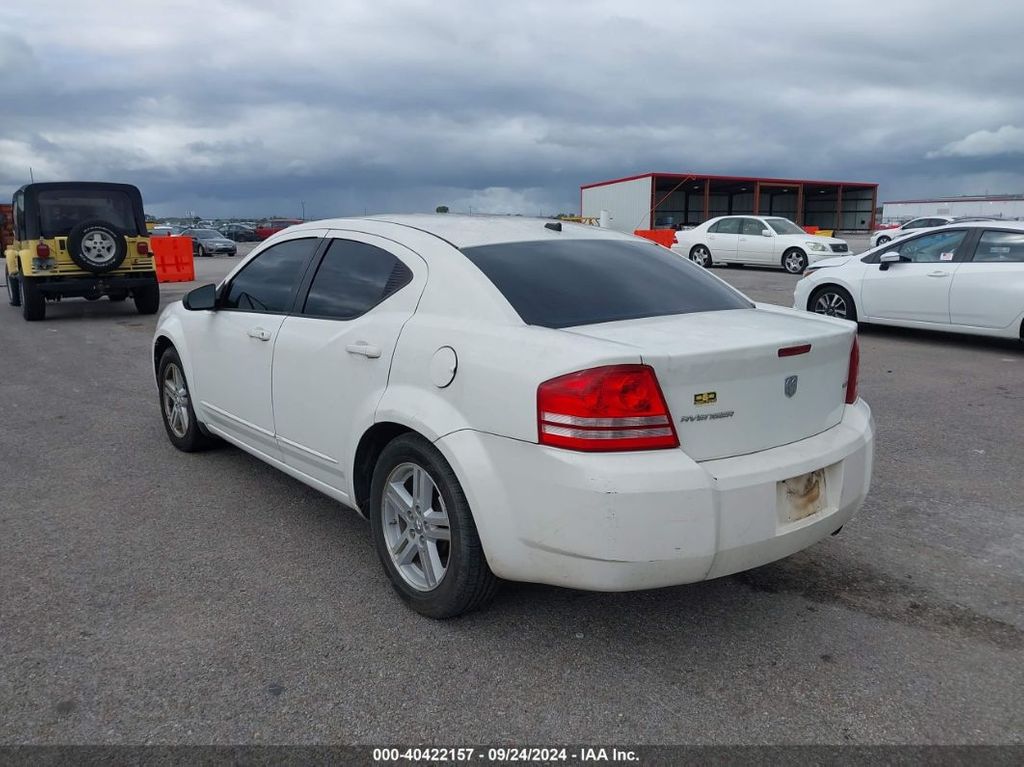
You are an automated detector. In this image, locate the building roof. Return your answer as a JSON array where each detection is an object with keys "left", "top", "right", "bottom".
[
  {"left": 883, "top": 194, "right": 1024, "bottom": 204},
  {"left": 581, "top": 172, "right": 877, "bottom": 190}
]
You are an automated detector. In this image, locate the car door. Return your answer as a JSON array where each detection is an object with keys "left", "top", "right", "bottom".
[
  {"left": 707, "top": 218, "right": 740, "bottom": 261},
  {"left": 736, "top": 217, "right": 775, "bottom": 264},
  {"left": 949, "top": 229, "right": 1024, "bottom": 329},
  {"left": 271, "top": 232, "right": 427, "bottom": 497},
  {"left": 187, "top": 231, "right": 325, "bottom": 460},
  {"left": 859, "top": 229, "right": 970, "bottom": 324}
]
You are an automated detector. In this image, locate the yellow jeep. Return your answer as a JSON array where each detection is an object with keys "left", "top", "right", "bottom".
[{"left": 3, "top": 182, "right": 159, "bottom": 321}]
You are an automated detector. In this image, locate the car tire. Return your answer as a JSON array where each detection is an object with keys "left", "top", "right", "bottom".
[
  {"left": 5, "top": 264, "right": 21, "bottom": 307},
  {"left": 158, "top": 347, "right": 217, "bottom": 452},
  {"left": 783, "top": 248, "right": 808, "bottom": 274},
  {"left": 689, "top": 245, "right": 713, "bottom": 268},
  {"left": 876, "top": 235, "right": 891, "bottom": 246},
  {"left": 198, "top": 245, "right": 208, "bottom": 258},
  {"left": 67, "top": 220, "right": 128, "bottom": 274},
  {"left": 134, "top": 280, "right": 160, "bottom": 315},
  {"left": 370, "top": 433, "right": 499, "bottom": 618},
  {"left": 809, "top": 285, "right": 858, "bottom": 322},
  {"left": 20, "top": 276, "right": 45, "bottom": 321}
]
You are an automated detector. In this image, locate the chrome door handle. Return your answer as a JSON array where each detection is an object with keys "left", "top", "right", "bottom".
[
  {"left": 247, "top": 327, "right": 272, "bottom": 341},
  {"left": 927, "top": 271, "right": 949, "bottom": 278},
  {"left": 346, "top": 342, "right": 382, "bottom": 358}
]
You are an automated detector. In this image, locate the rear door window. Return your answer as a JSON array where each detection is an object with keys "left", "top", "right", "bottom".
[
  {"left": 713, "top": 218, "right": 741, "bottom": 235},
  {"left": 461, "top": 238, "right": 751, "bottom": 329},
  {"left": 300, "top": 239, "right": 413, "bottom": 320},
  {"left": 971, "top": 230, "right": 1024, "bottom": 262}
]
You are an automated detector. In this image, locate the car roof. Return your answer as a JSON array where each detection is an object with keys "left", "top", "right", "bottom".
[
  {"left": 914, "top": 220, "right": 1024, "bottom": 233},
  {"left": 285, "top": 214, "right": 634, "bottom": 248}
]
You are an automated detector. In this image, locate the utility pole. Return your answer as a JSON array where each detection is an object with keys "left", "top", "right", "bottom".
[{"left": 300, "top": 200, "right": 306, "bottom": 220}]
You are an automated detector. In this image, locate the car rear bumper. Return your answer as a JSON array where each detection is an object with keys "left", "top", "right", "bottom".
[
  {"left": 435, "top": 399, "right": 873, "bottom": 591},
  {"left": 32, "top": 273, "right": 157, "bottom": 296}
]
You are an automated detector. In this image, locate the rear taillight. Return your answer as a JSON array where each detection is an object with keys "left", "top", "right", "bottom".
[
  {"left": 36, "top": 243, "right": 50, "bottom": 258},
  {"left": 845, "top": 337, "right": 860, "bottom": 404},
  {"left": 537, "top": 364, "right": 679, "bottom": 451},
  {"left": 137, "top": 241, "right": 149, "bottom": 255}
]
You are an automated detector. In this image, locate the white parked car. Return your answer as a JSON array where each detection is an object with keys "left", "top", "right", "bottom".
[
  {"left": 672, "top": 215, "right": 851, "bottom": 274},
  {"left": 154, "top": 216, "right": 874, "bottom": 617},
  {"left": 869, "top": 216, "right": 955, "bottom": 248},
  {"left": 795, "top": 221, "right": 1024, "bottom": 340}
]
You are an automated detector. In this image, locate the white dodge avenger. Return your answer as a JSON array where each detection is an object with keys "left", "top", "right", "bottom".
[{"left": 154, "top": 216, "right": 874, "bottom": 617}]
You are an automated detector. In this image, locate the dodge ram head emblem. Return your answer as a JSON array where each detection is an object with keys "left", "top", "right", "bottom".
[{"left": 785, "top": 375, "right": 798, "bottom": 398}]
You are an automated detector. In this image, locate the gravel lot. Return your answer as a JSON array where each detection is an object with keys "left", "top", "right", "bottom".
[{"left": 1, "top": 233, "right": 1021, "bottom": 745}]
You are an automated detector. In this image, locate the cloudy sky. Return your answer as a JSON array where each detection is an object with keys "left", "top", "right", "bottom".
[{"left": 1, "top": 0, "right": 1022, "bottom": 218}]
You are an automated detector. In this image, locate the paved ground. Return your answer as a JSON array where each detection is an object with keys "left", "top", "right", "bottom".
[{"left": 1, "top": 236, "right": 1021, "bottom": 745}]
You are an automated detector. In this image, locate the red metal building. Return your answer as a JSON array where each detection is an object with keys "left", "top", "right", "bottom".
[{"left": 581, "top": 172, "right": 878, "bottom": 232}]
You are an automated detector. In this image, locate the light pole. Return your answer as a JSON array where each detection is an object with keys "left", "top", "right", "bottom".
[{"left": 300, "top": 200, "right": 306, "bottom": 220}]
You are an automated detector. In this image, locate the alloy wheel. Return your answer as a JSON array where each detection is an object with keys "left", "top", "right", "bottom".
[
  {"left": 814, "top": 291, "right": 848, "bottom": 319},
  {"left": 785, "top": 251, "right": 806, "bottom": 274},
  {"left": 690, "top": 246, "right": 711, "bottom": 267},
  {"left": 381, "top": 462, "right": 452, "bottom": 591},
  {"left": 162, "top": 363, "right": 191, "bottom": 438}
]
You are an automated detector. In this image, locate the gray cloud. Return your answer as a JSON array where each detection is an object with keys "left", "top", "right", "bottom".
[{"left": 2, "top": 0, "right": 1023, "bottom": 217}]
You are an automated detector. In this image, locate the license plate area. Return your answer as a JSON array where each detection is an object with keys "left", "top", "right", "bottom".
[{"left": 777, "top": 467, "right": 829, "bottom": 523}]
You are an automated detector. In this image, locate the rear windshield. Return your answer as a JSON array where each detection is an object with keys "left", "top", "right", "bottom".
[
  {"left": 461, "top": 238, "right": 751, "bottom": 329},
  {"left": 38, "top": 189, "right": 140, "bottom": 237}
]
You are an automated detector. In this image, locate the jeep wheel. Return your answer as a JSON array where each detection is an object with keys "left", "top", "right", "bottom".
[
  {"left": 67, "top": 220, "right": 128, "bottom": 274},
  {"left": 5, "top": 264, "right": 20, "bottom": 307},
  {"left": 20, "top": 277, "right": 45, "bottom": 321},
  {"left": 134, "top": 281, "right": 160, "bottom": 315}
]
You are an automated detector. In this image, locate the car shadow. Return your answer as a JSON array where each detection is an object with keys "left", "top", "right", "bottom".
[
  {"left": 187, "top": 435, "right": 1021, "bottom": 655},
  {"left": 5, "top": 298, "right": 148, "bottom": 322},
  {"left": 858, "top": 323, "right": 1022, "bottom": 352}
]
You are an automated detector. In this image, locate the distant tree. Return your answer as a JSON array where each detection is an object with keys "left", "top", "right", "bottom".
[{"left": 435, "top": 205, "right": 449, "bottom": 214}]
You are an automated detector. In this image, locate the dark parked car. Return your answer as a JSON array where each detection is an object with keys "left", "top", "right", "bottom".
[
  {"left": 219, "top": 223, "right": 259, "bottom": 242},
  {"left": 181, "top": 228, "right": 237, "bottom": 257}
]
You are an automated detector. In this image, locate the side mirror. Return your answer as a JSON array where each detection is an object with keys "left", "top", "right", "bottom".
[
  {"left": 183, "top": 283, "right": 217, "bottom": 311},
  {"left": 762, "top": 229, "right": 773, "bottom": 237},
  {"left": 879, "top": 252, "right": 909, "bottom": 271}
]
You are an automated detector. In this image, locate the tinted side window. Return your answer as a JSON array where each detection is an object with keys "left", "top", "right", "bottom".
[
  {"left": 301, "top": 239, "right": 413, "bottom": 320},
  {"left": 740, "top": 218, "right": 764, "bottom": 236},
  {"left": 462, "top": 238, "right": 751, "bottom": 329},
  {"left": 972, "top": 231, "right": 1024, "bottom": 262},
  {"left": 222, "top": 238, "right": 318, "bottom": 312},
  {"left": 888, "top": 230, "right": 967, "bottom": 263},
  {"left": 715, "top": 218, "right": 741, "bottom": 235}
]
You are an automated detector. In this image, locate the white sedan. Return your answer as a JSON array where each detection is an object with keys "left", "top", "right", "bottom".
[
  {"left": 795, "top": 221, "right": 1024, "bottom": 340},
  {"left": 869, "top": 216, "right": 955, "bottom": 248},
  {"left": 672, "top": 215, "right": 850, "bottom": 274},
  {"left": 154, "top": 216, "right": 874, "bottom": 617}
]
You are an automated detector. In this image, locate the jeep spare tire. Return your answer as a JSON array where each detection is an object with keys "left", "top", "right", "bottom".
[{"left": 67, "top": 220, "right": 128, "bottom": 274}]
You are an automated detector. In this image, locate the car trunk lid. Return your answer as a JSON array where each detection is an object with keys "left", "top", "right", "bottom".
[{"left": 563, "top": 307, "right": 855, "bottom": 461}]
